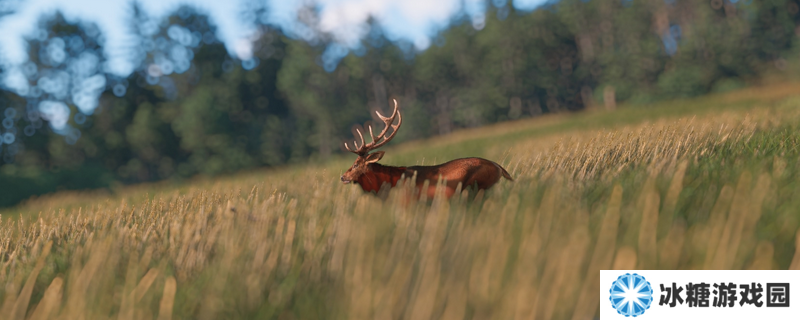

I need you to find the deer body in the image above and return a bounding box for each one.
[354,158,513,198]
[341,99,513,199]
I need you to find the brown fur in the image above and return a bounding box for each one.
[342,156,513,199]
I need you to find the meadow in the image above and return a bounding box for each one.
[3,81,800,319]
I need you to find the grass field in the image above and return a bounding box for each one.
[3,82,800,319]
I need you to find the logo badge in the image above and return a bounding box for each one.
[609,273,654,317]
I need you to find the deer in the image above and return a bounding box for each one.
[340,99,513,199]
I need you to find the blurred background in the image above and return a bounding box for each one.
[0,0,798,207]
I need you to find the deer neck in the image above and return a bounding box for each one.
[357,163,407,193]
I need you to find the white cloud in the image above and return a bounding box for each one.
[513,0,550,11]
[316,0,461,50]
[38,100,70,131]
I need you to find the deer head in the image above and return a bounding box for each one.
[340,99,402,184]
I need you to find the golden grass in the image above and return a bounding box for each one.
[1,88,800,319]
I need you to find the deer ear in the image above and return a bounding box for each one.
[365,151,385,163]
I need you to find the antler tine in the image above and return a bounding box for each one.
[357,128,365,146]
[344,128,366,154]
[344,141,357,153]
[368,99,402,150]
[374,99,399,138]
[347,99,402,155]
[368,125,376,144]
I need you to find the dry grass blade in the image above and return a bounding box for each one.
[571,185,622,320]
[637,192,660,269]
[157,277,177,320]
[10,240,52,320]
[612,247,638,270]
[26,277,63,320]
[134,268,160,302]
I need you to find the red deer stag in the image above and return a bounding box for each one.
[340,99,513,199]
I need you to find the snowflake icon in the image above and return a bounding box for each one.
[609,273,654,317]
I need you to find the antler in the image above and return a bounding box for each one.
[345,99,403,155]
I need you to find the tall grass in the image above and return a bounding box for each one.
[2,88,800,319]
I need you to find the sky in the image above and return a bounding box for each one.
[0,0,549,77]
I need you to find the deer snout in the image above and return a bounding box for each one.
[340,176,351,184]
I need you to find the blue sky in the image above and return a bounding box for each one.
[0,0,549,77]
